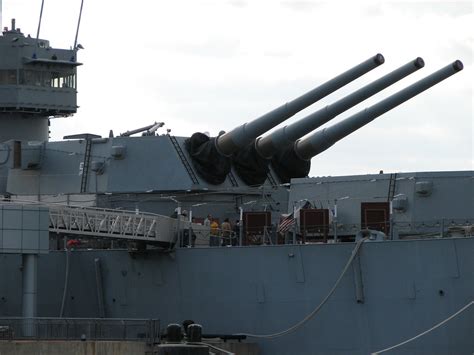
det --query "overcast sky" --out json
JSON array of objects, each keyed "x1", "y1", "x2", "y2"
[{"x1": 3, "y1": 0, "x2": 473, "y2": 177}]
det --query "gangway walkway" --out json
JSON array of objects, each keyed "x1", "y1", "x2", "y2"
[
  {"x1": 1, "y1": 201, "x2": 180, "y2": 245},
  {"x1": 48, "y1": 204, "x2": 178, "y2": 244}
]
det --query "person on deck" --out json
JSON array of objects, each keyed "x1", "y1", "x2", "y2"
[
  {"x1": 221, "y1": 218, "x2": 232, "y2": 246},
  {"x1": 210, "y1": 219, "x2": 220, "y2": 246},
  {"x1": 232, "y1": 220, "x2": 240, "y2": 246}
]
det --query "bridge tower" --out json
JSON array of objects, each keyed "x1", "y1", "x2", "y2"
[{"x1": 0, "y1": 18, "x2": 80, "y2": 142}]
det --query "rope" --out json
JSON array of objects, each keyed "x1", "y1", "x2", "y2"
[
  {"x1": 59, "y1": 248, "x2": 71, "y2": 317},
  {"x1": 234, "y1": 238, "x2": 367, "y2": 339},
  {"x1": 371, "y1": 300, "x2": 474, "y2": 354}
]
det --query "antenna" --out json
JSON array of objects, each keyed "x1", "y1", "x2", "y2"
[
  {"x1": 73, "y1": 0, "x2": 85, "y2": 55},
  {"x1": 33, "y1": 0, "x2": 45, "y2": 58}
]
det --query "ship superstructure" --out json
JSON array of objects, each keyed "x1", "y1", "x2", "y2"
[
  {"x1": 0, "y1": 19, "x2": 79, "y2": 143},
  {"x1": 0, "y1": 13, "x2": 473, "y2": 355}
]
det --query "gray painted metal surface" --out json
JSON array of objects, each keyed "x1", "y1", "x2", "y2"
[
  {"x1": 1, "y1": 135, "x2": 284, "y2": 199},
  {"x1": 0, "y1": 237, "x2": 472, "y2": 354},
  {"x1": 289, "y1": 171, "x2": 474, "y2": 237},
  {"x1": 21, "y1": 254, "x2": 37, "y2": 320},
  {"x1": 0, "y1": 204, "x2": 49, "y2": 254},
  {"x1": 0, "y1": 116, "x2": 49, "y2": 142}
]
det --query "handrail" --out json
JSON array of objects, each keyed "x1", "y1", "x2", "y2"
[
  {"x1": 0, "y1": 317, "x2": 160, "y2": 343},
  {"x1": 0, "y1": 198, "x2": 163, "y2": 218}
]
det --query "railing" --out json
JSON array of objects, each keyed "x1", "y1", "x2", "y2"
[
  {"x1": 180, "y1": 218, "x2": 474, "y2": 247},
  {"x1": 0, "y1": 200, "x2": 178, "y2": 244},
  {"x1": 244, "y1": 225, "x2": 273, "y2": 245},
  {"x1": 48, "y1": 205, "x2": 177, "y2": 244},
  {"x1": 2, "y1": 200, "x2": 472, "y2": 247},
  {"x1": 297, "y1": 218, "x2": 474, "y2": 241},
  {"x1": 187, "y1": 225, "x2": 274, "y2": 247},
  {"x1": 0, "y1": 317, "x2": 160, "y2": 344},
  {"x1": 183, "y1": 227, "x2": 239, "y2": 248}
]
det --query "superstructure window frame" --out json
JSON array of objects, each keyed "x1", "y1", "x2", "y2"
[
  {"x1": 0, "y1": 69, "x2": 18, "y2": 85},
  {"x1": 17, "y1": 65, "x2": 76, "y2": 89}
]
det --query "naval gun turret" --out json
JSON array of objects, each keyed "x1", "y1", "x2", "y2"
[
  {"x1": 271, "y1": 60, "x2": 464, "y2": 182},
  {"x1": 0, "y1": 19, "x2": 80, "y2": 142},
  {"x1": 233, "y1": 57, "x2": 425, "y2": 185},
  {"x1": 185, "y1": 54, "x2": 384, "y2": 184}
]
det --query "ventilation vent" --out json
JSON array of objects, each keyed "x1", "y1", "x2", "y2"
[
  {"x1": 22, "y1": 142, "x2": 42, "y2": 170},
  {"x1": 91, "y1": 161, "x2": 105, "y2": 174},
  {"x1": 415, "y1": 181, "x2": 433, "y2": 196},
  {"x1": 111, "y1": 145, "x2": 126, "y2": 159},
  {"x1": 392, "y1": 195, "x2": 408, "y2": 212}
]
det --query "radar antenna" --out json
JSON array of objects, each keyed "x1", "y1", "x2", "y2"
[
  {"x1": 73, "y1": 0, "x2": 85, "y2": 54},
  {"x1": 33, "y1": 0, "x2": 45, "y2": 59}
]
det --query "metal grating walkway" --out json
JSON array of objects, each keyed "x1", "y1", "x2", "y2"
[{"x1": 48, "y1": 204, "x2": 178, "y2": 244}]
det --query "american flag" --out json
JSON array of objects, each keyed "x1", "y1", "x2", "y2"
[
  {"x1": 277, "y1": 213, "x2": 295, "y2": 234},
  {"x1": 277, "y1": 201, "x2": 312, "y2": 234}
]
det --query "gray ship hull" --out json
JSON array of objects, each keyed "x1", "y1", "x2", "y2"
[{"x1": 1, "y1": 236, "x2": 473, "y2": 354}]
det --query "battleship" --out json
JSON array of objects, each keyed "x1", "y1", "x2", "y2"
[{"x1": 0, "y1": 7, "x2": 473, "y2": 355}]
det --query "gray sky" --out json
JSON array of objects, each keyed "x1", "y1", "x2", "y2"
[{"x1": 3, "y1": 0, "x2": 473, "y2": 177}]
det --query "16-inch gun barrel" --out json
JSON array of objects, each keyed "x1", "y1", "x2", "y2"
[
  {"x1": 270, "y1": 60, "x2": 463, "y2": 183},
  {"x1": 294, "y1": 60, "x2": 463, "y2": 160},
  {"x1": 215, "y1": 53, "x2": 384, "y2": 156},
  {"x1": 255, "y1": 57, "x2": 424, "y2": 159}
]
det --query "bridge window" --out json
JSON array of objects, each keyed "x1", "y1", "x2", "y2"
[
  {"x1": 20, "y1": 70, "x2": 42, "y2": 86},
  {"x1": 51, "y1": 72, "x2": 76, "y2": 89},
  {"x1": 18, "y1": 69, "x2": 76, "y2": 89},
  {"x1": 0, "y1": 70, "x2": 18, "y2": 84}
]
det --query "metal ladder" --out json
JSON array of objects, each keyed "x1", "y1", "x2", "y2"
[
  {"x1": 228, "y1": 171, "x2": 239, "y2": 187},
  {"x1": 387, "y1": 173, "x2": 398, "y2": 201},
  {"x1": 80, "y1": 139, "x2": 92, "y2": 193},
  {"x1": 266, "y1": 171, "x2": 279, "y2": 187},
  {"x1": 168, "y1": 135, "x2": 200, "y2": 185}
]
